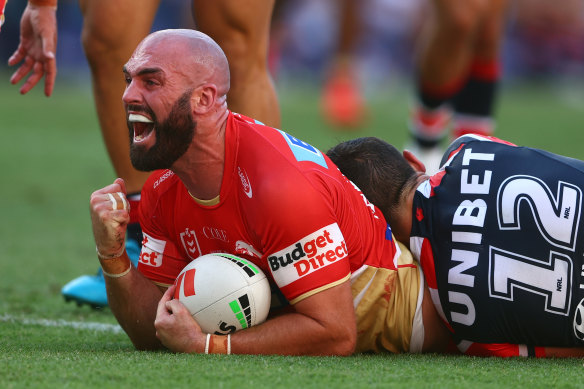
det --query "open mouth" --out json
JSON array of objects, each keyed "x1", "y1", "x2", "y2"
[{"x1": 129, "y1": 113, "x2": 154, "y2": 143}]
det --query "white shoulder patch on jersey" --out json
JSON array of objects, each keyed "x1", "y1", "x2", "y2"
[
  {"x1": 140, "y1": 233, "x2": 166, "y2": 267},
  {"x1": 267, "y1": 223, "x2": 347, "y2": 287},
  {"x1": 416, "y1": 180, "x2": 432, "y2": 198}
]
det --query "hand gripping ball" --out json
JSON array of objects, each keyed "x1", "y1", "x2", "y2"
[{"x1": 174, "y1": 253, "x2": 271, "y2": 335}]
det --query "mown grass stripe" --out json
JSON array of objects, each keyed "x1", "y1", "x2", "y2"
[{"x1": 0, "y1": 314, "x2": 123, "y2": 334}]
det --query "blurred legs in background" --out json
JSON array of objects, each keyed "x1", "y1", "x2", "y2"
[
  {"x1": 321, "y1": 0, "x2": 365, "y2": 129},
  {"x1": 407, "y1": 0, "x2": 508, "y2": 174}
]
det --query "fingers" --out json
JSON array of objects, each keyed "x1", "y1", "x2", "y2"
[
  {"x1": 114, "y1": 178, "x2": 127, "y2": 195},
  {"x1": 10, "y1": 55, "x2": 34, "y2": 86},
  {"x1": 166, "y1": 284, "x2": 177, "y2": 300},
  {"x1": 166, "y1": 299, "x2": 189, "y2": 315},
  {"x1": 156, "y1": 286, "x2": 174, "y2": 320},
  {"x1": 90, "y1": 180, "x2": 131, "y2": 256},
  {"x1": 8, "y1": 46, "x2": 26, "y2": 66},
  {"x1": 41, "y1": 45, "x2": 56, "y2": 97},
  {"x1": 9, "y1": 54, "x2": 56, "y2": 96},
  {"x1": 19, "y1": 61, "x2": 44, "y2": 95},
  {"x1": 107, "y1": 192, "x2": 128, "y2": 211},
  {"x1": 43, "y1": 56, "x2": 56, "y2": 97}
]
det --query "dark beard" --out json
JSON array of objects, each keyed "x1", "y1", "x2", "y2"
[{"x1": 129, "y1": 90, "x2": 196, "y2": 172}]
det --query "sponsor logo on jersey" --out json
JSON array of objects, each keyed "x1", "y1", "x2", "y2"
[
  {"x1": 140, "y1": 233, "x2": 166, "y2": 267},
  {"x1": 234, "y1": 240, "x2": 261, "y2": 258},
  {"x1": 278, "y1": 130, "x2": 327, "y2": 169},
  {"x1": 268, "y1": 223, "x2": 347, "y2": 286},
  {"x1": 237, "y1": 166, "x2": 253, "y2": 198},
  {"x1": 573, "y1": 297, "x2": 584, "y2": 340},
  {"x1": 153, "y1": 170, "x2": 174, "y2": 189},
  {"x1": 180, "y1": 228, "x2": 201, "y2": 260},
  {"x1": 202, "y1": 226, "x2": 229, "y2": 242}
]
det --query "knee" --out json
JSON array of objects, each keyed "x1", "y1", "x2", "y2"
[
  {"x1": 435, "y1": 0, "x2": 488, "y2": 39},
  {"x1": 473, "y1": 14, "x2": 507, "y2": 57},
  {"x1": 81, "y1": 24, "x2": 135, "y2": 70},
  {"x1": 212, "y1": 30, "x2": 269, "y2": 82}
]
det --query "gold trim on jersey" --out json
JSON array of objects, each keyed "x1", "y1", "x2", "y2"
[
  {"x1": 153, "y1": 281, "x2": 173, "y2": 288},
  {"x1": 188, "y1": 191, "x2": 220, "y2": 206},
  {"x1": 289, "y1": 273, "x2": 351, "y2": 305},
  {"x1": 351, "y1": 240, "x2": 421, "y2": 353}
]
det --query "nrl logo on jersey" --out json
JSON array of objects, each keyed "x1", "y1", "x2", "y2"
[{"x1": 180, "y1": 228, "x2": 202, "y2": 260}]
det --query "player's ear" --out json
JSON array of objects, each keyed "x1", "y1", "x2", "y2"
[
  {"x1": 193, "y1": 83, "x2": 217, "y2": 114},
  {"x1": 403, "y1": 150, "x2": 426, "y2": 173}
]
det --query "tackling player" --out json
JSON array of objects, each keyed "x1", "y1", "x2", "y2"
[
  {"x1": 328, "y1": 135, "x2": 584, "y2": 357},
  {"x1": 8, "y1": 0, "x2": 279, "y2": 308},
  {"x1": 89, "y1": 29, "x2": 451, "y2": 355}
]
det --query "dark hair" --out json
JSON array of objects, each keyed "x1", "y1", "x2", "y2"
[{"x1": 326, "y1": 137, "x2": 416, "y2": 223}]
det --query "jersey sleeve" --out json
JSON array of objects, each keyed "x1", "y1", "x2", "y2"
[
  {"x1": 257, "y1": 170, "x2": 351, "y2": 305},
  {"x1": 137, "y1": 174, "x2": 190, "y2": 287},
  {"x1": 441, "y1": 134, "x2": 517, "y2": 167}
]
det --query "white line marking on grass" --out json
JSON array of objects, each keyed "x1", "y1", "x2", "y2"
[{"x1": 0, "y1": 314, "x2": 123, "y2": 334}]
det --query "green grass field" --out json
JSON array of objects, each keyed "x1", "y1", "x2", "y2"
[{"x1": 1, "y1": 74, "x2": 583, "y2": 388}]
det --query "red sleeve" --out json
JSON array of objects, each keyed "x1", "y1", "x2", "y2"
[
  {"x1": 251, "y1": 164, "x2": 351, "y2": 304},
  {"x1": 137, "y1": 172, "x2": 190, "y2": 286}
]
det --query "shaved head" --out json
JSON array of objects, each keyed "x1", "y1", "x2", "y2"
[{"x1": 130, "y1": 29, "x2": 230, "y2": 97}]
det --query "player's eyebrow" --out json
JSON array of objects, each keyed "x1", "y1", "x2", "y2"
[{"x1": 123, "y1": 66, "x2": 163, "y2": 77}]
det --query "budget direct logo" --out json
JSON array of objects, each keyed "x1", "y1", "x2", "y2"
[
  {"x1": 268, "y1": 223, "x2": 347, "y2": 286},
  {"x1": 139, "y1": 233, "x2": 166, "y2": 267}
]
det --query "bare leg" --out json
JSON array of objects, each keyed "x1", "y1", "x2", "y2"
[
  {"x1": 79, "y1": 0, "x2": 159, "y2": 194},
  {"x1": 417, "y1": 0, "x2": 487, "y2": 93},
  {"x1": 451, "y1": 0, "x2": 508, "y2": 138},
  {"x1": 321, "y1": 0, "x2": 365, "y2": 128},
  {"x1": 408, "y1": 0, "x2": 507, "y2": 174},
  {"x1": 193, "y1": 0, "x2": 280, "y2": 128}
]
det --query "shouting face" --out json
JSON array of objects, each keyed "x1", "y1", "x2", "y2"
[{"x1": 127, "y1": 89, "x2": 195, "y2": 171}]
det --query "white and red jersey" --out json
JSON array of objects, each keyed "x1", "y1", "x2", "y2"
[
  {"x1": 137, "y1": 112, "x2": 401, "y2": 307},
  {"x1": 410, "y1": 134, "x2": 584, "y2": 357}
]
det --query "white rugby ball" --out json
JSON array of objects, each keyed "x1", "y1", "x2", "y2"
[{"x1": 174, "y1": 253, "x2": 271, "y2": 335}]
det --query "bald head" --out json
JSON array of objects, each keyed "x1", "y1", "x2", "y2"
[{"x1": 130, "y1": 29, "x2": 230, "y2": 97}]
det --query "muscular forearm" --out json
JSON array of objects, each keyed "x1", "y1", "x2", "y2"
[
  {"x1": 227, "y1": 309, "x2": 356, "y2": 356},
  {"x1": 104, "y1": 262, "x2": 165, "y2": 350},
  {"x1": 156, "y1": 280, "x2": 357, "y2": 356},
  {"x1": 206, "y1": 281, "x2": 356, "y2": 356}
]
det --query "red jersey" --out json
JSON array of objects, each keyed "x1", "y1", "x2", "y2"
[
  {"x1": 137, "y1": 112, "x2": 400, "y2": 305},
  {"x1": 0, "y1": 0, "x2": 7, "y2": 31}
]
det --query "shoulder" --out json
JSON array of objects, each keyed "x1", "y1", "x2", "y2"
[
  {"x1": 441, "y1": 134, "x2": 516, "y2": 166},
  {"x1": 140, "y1": 170, "x2": 182, "y2": 211},
  {"x1": 143, "y1": 169, "x2": 180, "y2": 194}
]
